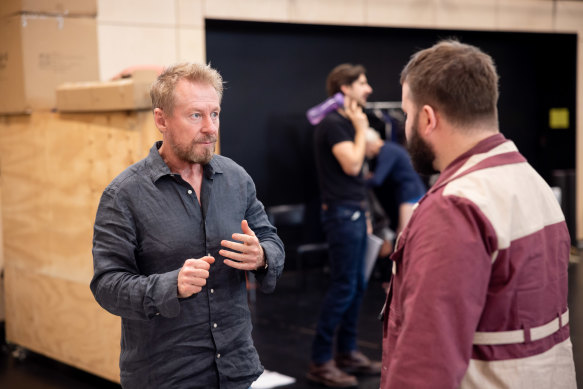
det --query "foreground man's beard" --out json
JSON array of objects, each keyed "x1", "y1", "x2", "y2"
[
  {"x1": 407, "y1": 114, "x2": 438, "y2": 176},
  {"x1": 172, "y1": 138, "x2": 216, "y2": 165}
]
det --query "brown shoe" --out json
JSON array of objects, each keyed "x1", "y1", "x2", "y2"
[
  {"x1": 306, "y1": 360, "x2": 358, "y2": 387},
  {"x1": 335, "y1": 350, "x2": 382, "y2": 375}
]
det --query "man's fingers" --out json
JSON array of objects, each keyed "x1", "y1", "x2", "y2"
[
  {"x1": 219, "y1": 248, "x2": 245, "y2": 262},
  {"x1": 181, "y1": 277, "x2": 207, "y2": 288},
  {"x1": 182, "y1": 267, "x2": 210, "y2": 279},
  {"x1": 231, "y1": 233, "x2": 258, "y2": 245},
  {"x1": 241, "y1": 220, "x2": 256, "y2": 236},
  {"x1": 223, "y1": 258, "x2": 253, "y2": 270},
  {"x1": 178, "y1": 285, "x2": 202, "y2": 298},
  {"x1": 184, "y1": 256, "x2": 215, "y2": 269},
  {"x1": 201, "y1": 255, "x2": 215, "y2": 265},
  {"x1": 177, "y1": 262, "x2": 212, "y2": 298},
  {"x1": 221, "y1": 239, "x2": 245, "y2": 253},
  {"x1": 191, "y1": 276, "x2": 207, "y2": 287},
  {"x1": 218, "y1": 221, "x2": 262, "y2": 272}
]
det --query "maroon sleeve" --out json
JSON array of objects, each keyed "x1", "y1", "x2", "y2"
[{"x1": 385, "y1": 194, "x2": 497, "y2": 388}]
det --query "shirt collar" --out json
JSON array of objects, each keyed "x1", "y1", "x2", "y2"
[
  {"x1": 146, "y1": 141, "x2": 223, "y2": 183},
  {"x1": 437, "y1": 133, "x2": 507, "y2": 185}
]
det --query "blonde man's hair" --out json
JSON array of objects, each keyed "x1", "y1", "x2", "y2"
[{"x1": 150, "y1": 62, "x2": 224, "y2": 116}]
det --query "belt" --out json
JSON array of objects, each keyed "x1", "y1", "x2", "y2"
[{"x1": 473, "y1": 310, "x2": 569, "y2": 345}]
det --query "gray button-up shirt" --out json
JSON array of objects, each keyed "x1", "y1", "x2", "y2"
[{"x1": 90, "y1": 142, "x2": 285, "y2": 389}]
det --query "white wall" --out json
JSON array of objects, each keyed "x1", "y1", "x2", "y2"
[{"x1": 97, "y1": 0, "x2": 204, "y2": 81}]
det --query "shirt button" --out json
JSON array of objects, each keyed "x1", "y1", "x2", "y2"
[
  {"x1": 216, "y1": 353, "x2": 221, "y2": 359},
  {"x1": 187, "y1": 189, "x2": 193, "y2": 195},
  {"x1": 210, "y1": 289, "x2": 214, "y2": 294},
  {"x1": 213, "y1": 323, "x2": 217, "y2": 328}
]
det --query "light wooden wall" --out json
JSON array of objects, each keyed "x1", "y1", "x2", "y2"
[{"x1": 0, "y1": 111, "x2": 161, "y2": 381}]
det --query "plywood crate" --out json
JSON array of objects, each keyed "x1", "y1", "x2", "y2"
[{"x1": 0, "y1": 110, "x2": 160, "y2": 382}]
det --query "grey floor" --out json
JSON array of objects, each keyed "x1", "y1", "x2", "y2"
[{"x1": 1, "y1": 253, "x2": 583, "y2": 389}]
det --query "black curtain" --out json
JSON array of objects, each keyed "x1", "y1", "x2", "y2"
[{"x1": 206, "y1": 20, "x2": 577, "y2": 208}]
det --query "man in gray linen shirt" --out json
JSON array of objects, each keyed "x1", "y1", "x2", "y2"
[{"x1": 90, "y1": 62, "x2": 285, "y2": 389}]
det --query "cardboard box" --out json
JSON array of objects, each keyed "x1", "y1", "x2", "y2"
[
  {"x1": 0, "y1": 14, "x2": 99, "y2": 114},
  {"x1": 0, "y1": 0, "x2": 97, "y2": 18},
  {"x1": 56, "y1": 70, "x2": 157, "y2": 112}
]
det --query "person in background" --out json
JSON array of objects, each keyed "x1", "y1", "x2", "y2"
[
  {"x1": 90, "y1": 62, "x2": 285, "y2": 389},
  {"x1": 381, "y1": 40, "x2": 576, "y2": 388},
  {"x1": 364, "y1": 128, "x2": 426, "y2": 235},
  {"x1": 363, "y1": 128, "x2": 426, "y2": 292},
  {"x1": 366, "y1": 189, "x2": 396, "y2": 263},
  {"x1": 308, "y1": 63, "x2": 381, "y2": 388}
]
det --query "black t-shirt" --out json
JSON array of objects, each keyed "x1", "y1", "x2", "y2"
[{"x1": 314, "y1": 110, "x2": 365, "y2": 204}]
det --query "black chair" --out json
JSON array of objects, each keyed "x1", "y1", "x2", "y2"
[{"x1": 266, "y1": 203, "x2": 328, "y2": 287}]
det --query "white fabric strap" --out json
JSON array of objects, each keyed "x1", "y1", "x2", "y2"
[{"x1": 473, "y1": 310, "x2": 569, "y2": 346}]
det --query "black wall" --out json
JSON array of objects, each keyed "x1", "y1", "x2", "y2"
[{"x1": 206, "y1": 20, "x2": 577, "y2": 208}]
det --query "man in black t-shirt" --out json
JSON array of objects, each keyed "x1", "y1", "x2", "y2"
[{"x1": 308, "y1": 64, "x2": 381, "y2": 388}]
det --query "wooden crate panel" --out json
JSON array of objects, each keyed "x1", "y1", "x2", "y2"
[
  {"x1": 0, "y1": 112, "x2": 158, "y2": 282},
  {"x1": 4, "y1": 264, "x2": 121, "y2": 382},
  {"x1": 0, "y1": 111, "x2": 160, "y2": 383}
]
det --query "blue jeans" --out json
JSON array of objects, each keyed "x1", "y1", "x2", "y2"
[{"x1": 311, "y1": 203, "x2": 368, "y2": 364}]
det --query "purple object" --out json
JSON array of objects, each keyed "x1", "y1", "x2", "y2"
[{"x1": 306, "y1": 92, "x2": 344, "y2": 125}]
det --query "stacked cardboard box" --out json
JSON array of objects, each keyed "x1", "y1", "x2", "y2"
[
  {"x1": 0, "y1": 0, "x2": 99, "y2": 114},
  {"x1": 56, "y1": 69, "x2": 158, "y2": 112}
]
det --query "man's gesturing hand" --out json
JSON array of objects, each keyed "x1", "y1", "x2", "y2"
[
  {"x1": 177, "y1": 255, "x2": 215, "y2": 298},
  {"x1": 220, "y1": 220, "x2": 266, "y2": 271}
]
